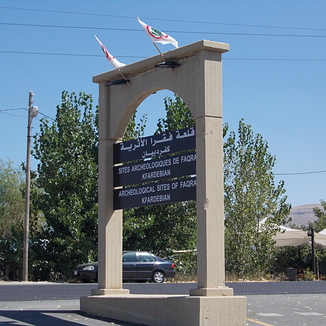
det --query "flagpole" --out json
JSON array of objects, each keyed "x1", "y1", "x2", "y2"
[
  {"x1": 118, "y1": 69, "x2": 130, "y2": 85},
  {"x1": 152, "y1": 42, "x2": 166, "y2": 61}
]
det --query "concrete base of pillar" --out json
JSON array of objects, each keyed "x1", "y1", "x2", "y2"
[
  {"x1": 91, "y1": 288, "x2": 130, "y2": 296},
  {"x1": 189, "y1": 286, "x2": 234, "y2": 296},
  {"x1": 80, "y1": 294, "x2": 246, "y2": 326}
]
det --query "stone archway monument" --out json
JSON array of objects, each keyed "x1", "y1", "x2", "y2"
[{"x1": 81, "y1": 40, "x2": 246, "y2": 325}]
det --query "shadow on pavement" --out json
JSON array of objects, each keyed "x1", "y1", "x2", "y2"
[{"x1": 0, "y1": 310, "x2": 142, "y2": 326}]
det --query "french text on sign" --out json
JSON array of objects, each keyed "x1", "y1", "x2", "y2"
[{"x1": 114, "y1": 151, "x2": 196, "y2": 187}]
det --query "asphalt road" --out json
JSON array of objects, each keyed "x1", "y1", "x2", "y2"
[
  {"x1": 3, "y1": 280, "x2": 326, "y2": 301},
  {"x1": 1, "y1": 281, "x2": 326, "y2": 325}
]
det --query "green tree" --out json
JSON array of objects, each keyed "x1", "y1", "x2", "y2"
[
  {"x1": 31, "y1": 91, "x2": 98, "y2": 280},
  {"x1": 224, "y1": 119, "x2": 291, "y2": 277},
  {"x1": 123, "y1": 111, "x2": 147, "y2": 141},
  {"x1": 0, "y1": 159, "x2": 25, "y2": 280},
  {"x1": 156, "y1": 95, "x2": 195, "y2": 133},
  {"x1": 0, "y1": 159, "x2": 24, "y2": 238},
  {"x1": 312, "y1": 200, "x2": 326, "y2": 232}
]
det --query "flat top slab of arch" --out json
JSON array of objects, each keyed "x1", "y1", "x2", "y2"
[{"x1": 92, "y1": 40, "x2": 229, "y2": 84}]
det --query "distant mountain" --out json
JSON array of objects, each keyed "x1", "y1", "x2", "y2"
[{"x1": 287, "y1": 204, "x2": 323, "y2": 227}]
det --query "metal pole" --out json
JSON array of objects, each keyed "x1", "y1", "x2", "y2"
[
  {"x1": 311, "y1": 228, "x2": 316, "y2": 275},
  {"x1": 307, "y1": 227, "x2": 316, "y2": 276},
  {"x1": 22, "y1": 91, "x2": 34, "y2": 281}
]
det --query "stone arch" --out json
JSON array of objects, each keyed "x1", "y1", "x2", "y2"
[
  {"x1": 116, "y1": 87, "x2": 173, "y2": 139},
  {"x1": 100, "y1": 77, "x2": 197, "y2": 142},
  {"x1": 82, "y1": 39, "x2": 246, "y2": 326},
  {"x1": 92, "y1": 40, "x2": 232, "y2": 295}
]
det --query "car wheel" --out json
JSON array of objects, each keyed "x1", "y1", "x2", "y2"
[{"x1": 152, "y1": 270, "x2": 165, "y2": 283}]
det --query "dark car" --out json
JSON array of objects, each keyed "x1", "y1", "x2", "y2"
[{"x1": 73, "y1": 251, "x2": 176, "y2": 283}]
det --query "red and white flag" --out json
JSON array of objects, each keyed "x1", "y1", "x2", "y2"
[
  {"x1": 137, "y1": 17, "x2": 178, "y2": 48},
  {"x1": 94, "y1": 35, "x2": 125, "y2": 69}
]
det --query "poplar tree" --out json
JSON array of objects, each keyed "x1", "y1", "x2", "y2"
[
  {"x1": 224, "y1": 119, "x2": 291, "y2": 277},
  {"x1": 31, "y1": 91, "x2": 98, "y2": 280},
  {"x1": 0, "y1": 159, "x2": 24, "y2": 238},
  {"x1": 0, "y1": 159, "x2": 25, "y2": 279}
]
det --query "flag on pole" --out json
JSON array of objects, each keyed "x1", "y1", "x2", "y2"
[
  {"x1": 94, "y1": 35, "x2": 125, "y2": 69},
  {"x1": 137, "y1": 17, "x2": 178, "y2": 48}
]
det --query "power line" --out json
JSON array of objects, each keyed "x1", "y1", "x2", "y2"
[
  {"x1": 1, "y1": 5, "x2": 326, "y2": 33},
  {"x1": 1, "y1": 22, "x2": 326, "y2": 39},
  {"x1": 0, "y1": 50, "x2": 103, "y2": 58},
  {"x1": 0, "y1": 21, "x2": 136, "y2": 32},
  {"x1": 0, "y1": 108, "x2": 54, "y2": 121},
  {"x1": 38, "y1": 111, "x2": 55, "y2": 121},
  {"x1": 1, "y1": 107, "x2": 93, "y2": 122},
  {"x1": 226, "y1": 58, "x2": 326, "y2": 62},
  {"x1": 0, "y1": 111, "x2": 26, "y2": 118},
  {"x1": 0, "y1": 108, "x2": 27, "y2": 118},
  {"x1": 1, "y1": 50, "x2": 326, "y2": 62},
  {"x1": 275, "y1": 170, "x2": 326, "y2": 176},
  {"x1": 0, "y1": 50, "x2": 143, "y2": 59},
  {"x1": 0, "y1": 108, "x2": 27, "y2": 111}
]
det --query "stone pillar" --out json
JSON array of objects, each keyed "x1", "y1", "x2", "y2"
[
  {"x1": 91, "y1": 83, "x2": 129, "y2": 295},
  {"x1": 189, "y1": 49, "x2": 233, "y2": 296}
]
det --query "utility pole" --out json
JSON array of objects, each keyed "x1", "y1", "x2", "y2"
[
  {"x1": 307, "y1": 227, "x2": 316, "y2": 275},
  {"x1": 22, "y1": 91, "x2": 38, "y2": 281}
]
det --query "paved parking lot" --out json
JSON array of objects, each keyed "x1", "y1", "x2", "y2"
[
  {"x1": 1, "y1": 282, "x2": 326, "y2": 325},
  {"x1": 246, "y1": 293, "x2": 326, "y2": 326},
  {"x1": 1, "y1": 294, "x2": 326, "y2": 326}
]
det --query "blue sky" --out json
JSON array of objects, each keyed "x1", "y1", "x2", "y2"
[{"x1": 1, "y1": 1, "x2": 326, "y2": 208}]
